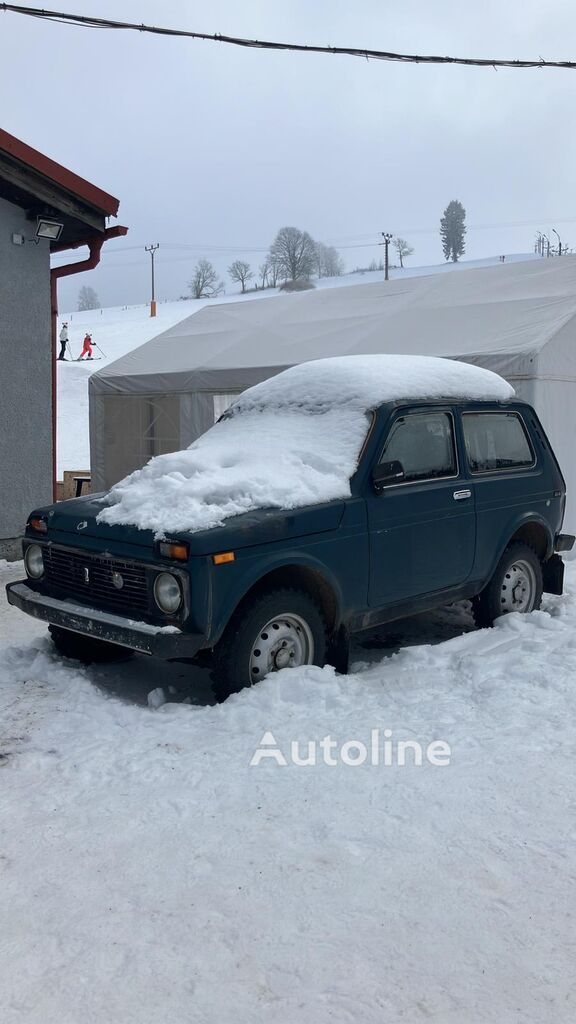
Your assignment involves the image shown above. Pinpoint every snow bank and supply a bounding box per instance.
[0,557,575,1023]
[98,355,513,535]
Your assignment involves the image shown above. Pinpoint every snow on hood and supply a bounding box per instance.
[97,355,514,536]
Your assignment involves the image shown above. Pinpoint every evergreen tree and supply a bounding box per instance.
[440,200,466,262]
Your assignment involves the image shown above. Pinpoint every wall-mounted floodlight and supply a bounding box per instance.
[36,217,64,241]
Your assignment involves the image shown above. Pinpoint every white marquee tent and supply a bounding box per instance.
[90,257,576,528]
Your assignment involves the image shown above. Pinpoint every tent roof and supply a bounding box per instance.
[91,257,576,395]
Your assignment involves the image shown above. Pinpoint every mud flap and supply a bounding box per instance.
[327,624,350,674]
[543,554,565,596]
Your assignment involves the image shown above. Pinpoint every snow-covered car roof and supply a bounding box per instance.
[230,355,514,414]
[97,356,514,536]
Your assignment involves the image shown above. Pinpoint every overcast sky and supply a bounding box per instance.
[2,0,576,309]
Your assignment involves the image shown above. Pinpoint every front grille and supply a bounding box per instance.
[43,547,149,615]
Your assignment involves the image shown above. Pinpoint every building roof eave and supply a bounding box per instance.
[0,128,119,217]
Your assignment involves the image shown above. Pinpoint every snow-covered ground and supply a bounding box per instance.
[1,555,574,1023]
[56,254,538,477]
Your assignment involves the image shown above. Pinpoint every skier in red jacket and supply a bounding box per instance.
[79,332,93,360]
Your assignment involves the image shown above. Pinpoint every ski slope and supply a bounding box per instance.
[1,554,574,1023]
[56,254,538,477]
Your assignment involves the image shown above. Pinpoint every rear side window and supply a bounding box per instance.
[380,411,456,483]
[462,412,534,473]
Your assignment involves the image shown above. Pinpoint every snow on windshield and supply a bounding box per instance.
[97,355,514,536]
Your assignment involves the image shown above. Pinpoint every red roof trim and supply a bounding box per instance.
[0,128,119,217]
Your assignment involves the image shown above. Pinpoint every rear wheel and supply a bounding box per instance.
[49,625,134,664]
[212,588,327,699]
[472,541,543,628]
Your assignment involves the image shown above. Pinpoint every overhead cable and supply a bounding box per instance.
[2,4,576,71]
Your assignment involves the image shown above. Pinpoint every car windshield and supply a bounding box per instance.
[97,402,373,537]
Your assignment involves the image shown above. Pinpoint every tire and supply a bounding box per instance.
[48,625,134,664]
[212,588,327,699]
[472,541,543,628]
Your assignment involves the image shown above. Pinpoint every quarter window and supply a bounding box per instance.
[463,413,534,473]
[379,412,456,483]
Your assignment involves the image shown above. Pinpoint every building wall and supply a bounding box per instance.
[0,196,52,558]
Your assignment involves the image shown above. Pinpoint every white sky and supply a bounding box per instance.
[2,0,576,307]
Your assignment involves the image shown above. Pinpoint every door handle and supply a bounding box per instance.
[453,489,471,501]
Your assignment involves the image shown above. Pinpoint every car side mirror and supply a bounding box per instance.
[371,460,405,493]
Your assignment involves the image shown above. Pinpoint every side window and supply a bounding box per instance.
[379,412,456,484]
[463,413,534,473]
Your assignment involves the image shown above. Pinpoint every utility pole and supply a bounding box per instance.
[553,228,562,256]
[145,243,160,316]
[381,232,393,281]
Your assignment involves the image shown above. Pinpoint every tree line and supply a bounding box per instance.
[187,226,349,299]
[78,203,466,310]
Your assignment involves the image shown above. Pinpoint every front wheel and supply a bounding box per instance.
[472,541,543,628]
[212,588,327,699]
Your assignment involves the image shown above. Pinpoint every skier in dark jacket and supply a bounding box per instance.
[58,323,69,360]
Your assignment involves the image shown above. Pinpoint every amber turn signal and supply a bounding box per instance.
[212,551,235,565]
[29,516,47,534]
[158,541,189,561]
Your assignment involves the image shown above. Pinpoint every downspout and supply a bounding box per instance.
[50,224,128,500]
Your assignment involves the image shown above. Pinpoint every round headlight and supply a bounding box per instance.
[25,543,44,579]
[153,572,182,614]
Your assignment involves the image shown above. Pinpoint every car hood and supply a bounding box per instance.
[35,494,346,554]
[39,493,157,549]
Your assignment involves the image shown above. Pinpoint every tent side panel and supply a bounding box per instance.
[91,393,182,491]
[530,378,576,535]
[89,393,106,493]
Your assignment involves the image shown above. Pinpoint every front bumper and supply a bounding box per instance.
[6,581,205,659]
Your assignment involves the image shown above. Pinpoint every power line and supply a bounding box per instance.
[2,4,576,71]
[50,215,576,266]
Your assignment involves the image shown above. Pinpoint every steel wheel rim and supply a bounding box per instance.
[249,613,315,682]
[500,558,537,613]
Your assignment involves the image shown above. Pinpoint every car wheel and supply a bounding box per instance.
[48,625,134,663]
[212,588,327,699]
[472,541,543,628]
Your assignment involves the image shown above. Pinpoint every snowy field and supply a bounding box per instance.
[56,254,537,477]
[1,555,575,1023]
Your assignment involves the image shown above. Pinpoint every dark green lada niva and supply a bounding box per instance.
[7,356,574,698]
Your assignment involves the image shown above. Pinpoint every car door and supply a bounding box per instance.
[366,406,476,608]
[460,408,547,579]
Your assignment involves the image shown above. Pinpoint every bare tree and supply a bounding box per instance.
[270,226,317,282]
[78,285,100,310]
[393,237,414,269]
[228,260,253,293]
[265,252,281,287]
[189,259,223,299]
[315,242,345,278]
[258,262,269,289]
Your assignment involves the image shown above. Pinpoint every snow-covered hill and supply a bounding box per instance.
[57,254,538,476]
